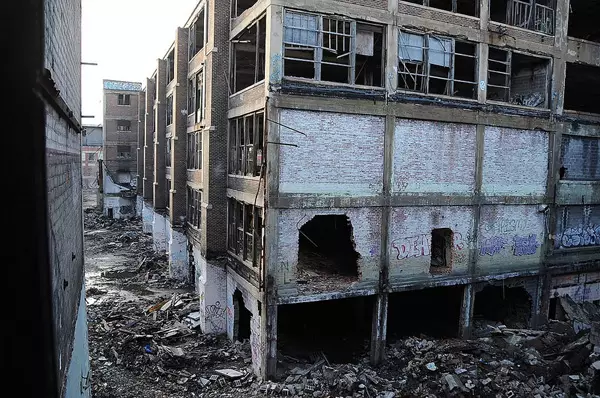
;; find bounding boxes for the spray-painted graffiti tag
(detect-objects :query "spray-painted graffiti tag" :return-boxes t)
[479,236,508,256]
[556,224,600,249]
[391,233,465,260]
[513,234,540,256]
[205,301,226,332]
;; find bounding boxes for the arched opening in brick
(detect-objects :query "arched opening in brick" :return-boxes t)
[278,296,374,364]
[474,285,532,329]
[297,215,360,282]
[233,289,251,341]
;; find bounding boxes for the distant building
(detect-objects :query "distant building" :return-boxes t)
[82,124,102,189]
[101,79,143,218]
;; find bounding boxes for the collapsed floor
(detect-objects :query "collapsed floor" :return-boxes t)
[84,192,600,397]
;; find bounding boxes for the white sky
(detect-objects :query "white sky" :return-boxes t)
[82,0,199,125]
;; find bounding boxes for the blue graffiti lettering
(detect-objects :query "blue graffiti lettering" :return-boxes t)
[556,224,600,249]
[479,236,508,256]
[513,234,540,256]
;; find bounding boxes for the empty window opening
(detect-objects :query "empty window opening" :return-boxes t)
[233,289,252,341]
[278,296,374,364]
[564,63,600,114]
[559,135,600,181]
[490,0,555,35]
[116,145,131,159]
[228,198,263,268]
[487,48,549,108]
[166,50,175,83]
[568,0,600,42]
[232,16,266,93]
[187,131,202,170]
[166,95,173,125]
[430,228,453,274]
[189,9,205,60]
[398,31,478,99]
[297,215,360,288]
[186,187,201,229]
[116,120,131,132]
[229,111,264,176]
[473,285,532,330]
[387,286,464,340]
[401,0,478,16]
[118,94,131,106]
[232,0,257,18]
[166,138,172,168]
[188,71,205,123]
[283,11,385,87]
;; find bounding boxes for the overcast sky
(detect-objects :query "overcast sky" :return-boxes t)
[81,0,199,125]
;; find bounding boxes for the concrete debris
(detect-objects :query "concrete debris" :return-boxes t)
[215,369,245,379]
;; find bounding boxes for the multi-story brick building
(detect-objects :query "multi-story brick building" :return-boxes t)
[101,80,143,218]
[140,0,600,378]
[82,124,102,189]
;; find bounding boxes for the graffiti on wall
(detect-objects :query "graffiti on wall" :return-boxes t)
[513,234,540,256]
[479,234,541,257]
[391,233,465,260]
[205,301,226,332]
[555,224,600,249]
[479,236,508,256]
[484,219,529,235]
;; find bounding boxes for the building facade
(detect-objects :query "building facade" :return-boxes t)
[82,124,102,189]
[101,80,143,218]
[139,0,600,377]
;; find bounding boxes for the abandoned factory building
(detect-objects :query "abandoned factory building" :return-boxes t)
[136,0,600,378]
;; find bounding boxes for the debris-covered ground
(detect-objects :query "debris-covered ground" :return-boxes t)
[84,191,600,397]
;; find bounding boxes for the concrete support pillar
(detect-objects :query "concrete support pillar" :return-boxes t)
[168,226,190,282]
[142,201,153,234]
[143,78,155,201]
[386,0,399,93]
[265,5,284,90]
[136,195,143,217]
[193,246,227,334]
[153,59,167,210]
[531,274,548,328]
[370,293,388,365]
[152,211,167,252]
[459,284,475,339]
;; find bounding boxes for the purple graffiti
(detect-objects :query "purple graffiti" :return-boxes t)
[555,224,600,249]
[513,234,540,256]
[479,236,508,256]
[391,233,465,260]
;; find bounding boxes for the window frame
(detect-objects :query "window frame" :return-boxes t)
[229,111,264,177]
[188,8,207,61]
[116,119,131,132]
[166,94,174,126]
[227,198,262,268]
[117,94,131,106]
[187,187,202,229]
[187,131,202,170]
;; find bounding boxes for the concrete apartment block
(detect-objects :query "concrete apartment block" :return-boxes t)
[101,79,143,218]
[138,0,600,379]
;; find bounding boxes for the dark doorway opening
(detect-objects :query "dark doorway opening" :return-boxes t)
[233,289,251,341]
[387,285,464,339]
[278,296,374,363]
[474,285,532,328]
[568,0,600,43]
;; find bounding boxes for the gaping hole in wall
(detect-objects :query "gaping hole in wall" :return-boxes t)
[568,0,600,42]
[564,63,600,114]
[474,285,532,330]
[232,17,266,93]
[398,32,477,98]
[297,215,360,288]
[387,286,464,339]
[487,48,549,108]
[490,0,555,35]
[278,296,374,363]
[233,289,252,341]
[232,0,257,18]
[354,24,384,87]
[430,228,453,274]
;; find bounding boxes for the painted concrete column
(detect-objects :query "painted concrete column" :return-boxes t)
[459,284,475,339]
[193,246,227,334]
[370,293,389,365]
[142,201,153,234]
[152,211,167,252]
[143,77,156,201]
[169,226,190,281]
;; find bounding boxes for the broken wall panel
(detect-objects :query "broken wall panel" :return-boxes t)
[555,205,600,250]
[477,205,545,271]
[275,208,382,290]
[481,127,549,196]
[278,109,385,196]
[388,206,474,279]
[560,135,600,181]
[392,119,477,195]
[551,272,600,303]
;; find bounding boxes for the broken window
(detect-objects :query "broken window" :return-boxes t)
[87,153,96,161]
[166,94,173,126]
[166,138,172,167]
[231,0,257,18]
[559,135,600,181]
[490,0,555,35]
[474,285,532,330]
[116,120,131,132]
[430,228,453,273]
[195,71,204,123]
[228,198,262,268]
[487,48,549,108]
[297,215,360,282]
[166,50,175,83]
[568,0,600,42]
[283,10,385,87]
[187,131,202,170]
[564,63,600,114]
[232,290,251,341]
[186,187,201,229]
[116,145,131,159]
[401,0,478,16]
[229,111,264,176]
[189,9,205,60]
[117,94,131,106]
[398,31,478,99]
[232,16,266,93]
